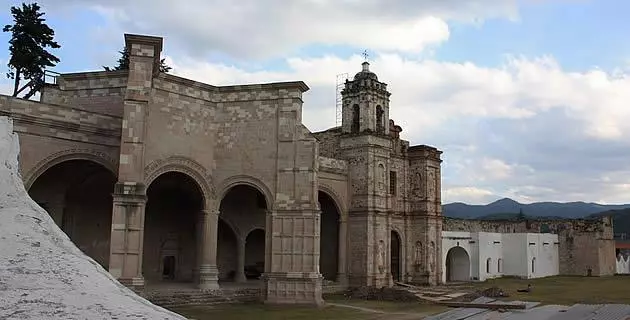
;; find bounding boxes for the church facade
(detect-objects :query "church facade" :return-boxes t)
[0,34,442,305]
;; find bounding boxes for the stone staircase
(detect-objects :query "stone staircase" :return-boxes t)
[143,288,261,308]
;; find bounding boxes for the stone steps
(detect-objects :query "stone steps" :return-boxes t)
[145,289,261,308]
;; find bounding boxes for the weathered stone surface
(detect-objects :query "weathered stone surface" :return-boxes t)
[0,34,446,306]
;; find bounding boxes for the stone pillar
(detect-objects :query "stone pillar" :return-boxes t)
[108,34,162,291]
[197,209,220,290]
[336,217,348,286]
[109,184,146,290]
[235,236,247,283]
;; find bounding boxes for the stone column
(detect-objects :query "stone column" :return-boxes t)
[197,209,220,290]
[108,34,162,291]
[109,184,146,290]
[336,217,348,286]
[235,236,247,283]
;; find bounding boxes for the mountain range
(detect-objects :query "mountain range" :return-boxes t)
[443,197,630,219]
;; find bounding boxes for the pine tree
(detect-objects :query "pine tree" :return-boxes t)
[3,2,60,99]
[104,47,172,73]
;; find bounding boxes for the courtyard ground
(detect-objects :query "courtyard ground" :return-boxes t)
[169,301,447,320]
[168,275,630,319]
[461,275,630,305]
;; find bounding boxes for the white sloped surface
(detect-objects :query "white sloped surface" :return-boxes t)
[0,116,186,320]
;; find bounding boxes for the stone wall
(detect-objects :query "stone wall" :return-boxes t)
[313,127,342,159]
[0,95,121,189]
[444,216,616,276]
[41,71,127,117]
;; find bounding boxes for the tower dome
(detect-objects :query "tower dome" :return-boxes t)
[354,61,378,81]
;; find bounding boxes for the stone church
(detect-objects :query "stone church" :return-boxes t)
[0,34,442,305]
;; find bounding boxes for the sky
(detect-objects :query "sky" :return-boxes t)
[1,0,630,205]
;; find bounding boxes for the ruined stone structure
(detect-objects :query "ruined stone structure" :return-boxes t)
[443,216,616,276]
[0,34,443,305]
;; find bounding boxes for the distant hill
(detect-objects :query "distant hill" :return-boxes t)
[443,198,630,219]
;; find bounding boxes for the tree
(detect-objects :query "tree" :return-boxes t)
[3,2,60,99]
[104,47,172,73]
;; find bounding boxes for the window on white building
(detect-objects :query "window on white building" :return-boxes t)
[486,258,492,274]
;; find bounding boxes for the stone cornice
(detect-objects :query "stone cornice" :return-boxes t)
[1,111,121,138]
[160,73,309,93]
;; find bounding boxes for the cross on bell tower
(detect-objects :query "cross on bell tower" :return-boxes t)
[362,50,369,62]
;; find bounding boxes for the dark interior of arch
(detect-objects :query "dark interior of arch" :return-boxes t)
[390,230,401,282]
[245,229,265,279]
[28,159,116,269]
[217,219,237,280]
[318,191,340,281]
[218,184,268,281]
[143,171,203,283]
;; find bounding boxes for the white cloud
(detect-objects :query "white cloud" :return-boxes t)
[166,52,630,204]
[36,0,519,59]
[443,187,497,204]
[6,0,630,205]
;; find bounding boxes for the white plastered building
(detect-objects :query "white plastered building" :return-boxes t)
[441,231,559,283]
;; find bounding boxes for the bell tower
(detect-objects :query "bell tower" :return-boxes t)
[340,61,394,287]
[341,61,391,135]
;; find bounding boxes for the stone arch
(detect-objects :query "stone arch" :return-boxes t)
[318,184,346,216]
[352,104,360,132]
[28,158,116,268]
[318,189,342,281]
[144,156,215,209]
[143,170,205,283]
[217,175,274,210]
[24,149,117,190]
[445,246,470,282]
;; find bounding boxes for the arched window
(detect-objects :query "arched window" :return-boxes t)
[497,258,502,273]
[376,105,384,133]
[531,257,536,273]
[486,258,492,274]
[352,104,360,133]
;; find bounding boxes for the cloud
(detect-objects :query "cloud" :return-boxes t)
[33,0,519,59]
[165,52,630,205]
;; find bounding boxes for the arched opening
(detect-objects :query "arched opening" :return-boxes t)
[498,258,502,273]
[352,104,360,133]
[445,247,470,282]
[219,184,268,283]
[391,230,402,282]
[486,258,492,274]
[28,159,116,269]
[376,105,384,133]
[143,172,203,284]
[245,229,265,279]
[318,191,340,281]
[531,257,536,274]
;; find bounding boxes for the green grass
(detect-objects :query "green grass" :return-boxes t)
[169,300,447,320]
[466,275,630,305]
[170,303,372,320]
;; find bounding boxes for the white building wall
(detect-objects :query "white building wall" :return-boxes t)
[527,233,559,278]
[616,255,629,274]
[440,231,560,282]
[477,232,503,281]
[502,233,528,278]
